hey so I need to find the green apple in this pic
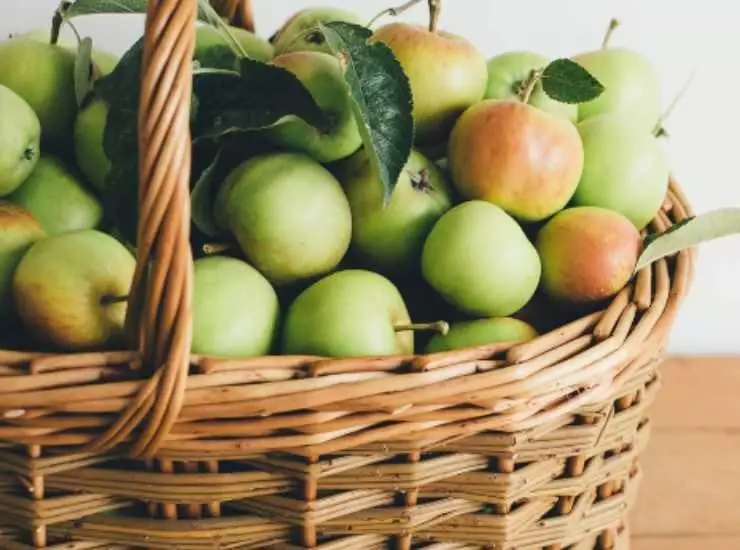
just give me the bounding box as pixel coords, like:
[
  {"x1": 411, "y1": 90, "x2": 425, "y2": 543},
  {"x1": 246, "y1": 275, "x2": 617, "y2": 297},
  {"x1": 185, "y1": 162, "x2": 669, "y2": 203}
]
[
  {"x1": 195, "y1": 25, "x2": 274, "y2": 63},
  {"x1": 216, "y1": 152, "x2": 352, "y2": 285},
  {"x1": 282, "y1": 269, "x2": 413, "y2": 357},
  {"x1": 0, "y1": 85, "x2": 41, "y2": 196},
  {"x1": 8, "y1": 156, "x2": 103, "y2": 236},
  {"x1": 0, "y1": 40, "x2": 77, "y2": 148},
  {"x1": 425, "y1": 317, "x2": 538, "y2": 353},
  {"x1": 372, "y1": 22, "x2": 488, "y2": 145},
  {"x1": 268, "y1": 51, "x2": 362, "y2": 163},
  {"x1": 422, "y1": 200, "x2": 541, "y2": 317},
  {"x1": 338, "y1": 148, "x2": 453, "y2": 275},
  {"x1": 0, "y1": 202, "x2": 46, "y2": 327},
  {"x1": 573, "y1": 48, "x2": 662, "y2": 132},
  {"x1": 12, "y1": 28, "x2": 119, "y2": 75},
  {"x1": 192, "y1": 256, "x2": 280, "y2": 358},
  {"x1": 485, "y1": 51, "x2": 578, "y2": 122},
  {"x1": 574, "y1": 114, "x2": 669, "y2": 229},
  {"x1": 74, "y1": 97, "x2": 110, "y2": 191},
  {"x1": 272, "y1": 7, "x2": 365, "y2": 55},
  {"x1": 13, "y1": 229, "x2": 136, "y2": 351}
]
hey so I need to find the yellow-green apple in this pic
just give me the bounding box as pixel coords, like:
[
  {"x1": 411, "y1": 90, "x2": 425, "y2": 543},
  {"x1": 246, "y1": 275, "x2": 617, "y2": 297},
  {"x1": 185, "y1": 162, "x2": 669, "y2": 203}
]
[
  {"x1": 448, "y1": 99, "x2": 584, "y2": 222},
  {"x1": 0, "y1": 85, "x2": 41, "y2": 196},
  {"x1": 216, "y1": 152, "x2": 352, "y2": 285},
  {"x1": 425, "y1": 317, "x2": 537, "y2": 353},
  {"x1": 422, "y1": 200, "x2": 541, "y2": 317},
  {"x1": 337, "y1": 148, "x2": 453, "y2": 275},
  {"x1": 195, "y1": 25, "x2": 274, "y2": 63},
  {"x1": 372, "y1": 22, "x2": 488, "y2": 145},
  {"x1": 0, "y1": 40, "x2": 77, "y2": 148},
  {"x1": 282, "y1": 269, "x2": 413, "y2": 357},
  {"x1": 573, "y1": 48, "x2": 662, "y2": 132},
  {"x1": 485, "y1": 51, "x2": 577, "y2": 121},
  {"x1": 272, "y1": 7, "x2": 364, "y2": 55},
  {"x1": 574, "y1": 114, "x2": 669, "y2": 229},
  {"x1": 74, "y1": 97, "x2": 110, "y2": 191},
  {"x1": 13, "y1": 229, "x2": 136, "y2": 351},
  {"x1": 13, "y1": 28, "x2": 119, "y2": 75},
  {"x1": 8, "y1": 156, "x2": 103, "y2": 236},
  {"x1": 0, "y1": 202, "x2": 45, "y2": 327},
  {"x1": 192, "y1": 256, "x2": 280, "y2": 358},
  {"x1": 268, "y1": 51, "x2": 362, "y2": 163},
  {"x1": 536, "y1": 206, "x2": 642, "y2": 306}
]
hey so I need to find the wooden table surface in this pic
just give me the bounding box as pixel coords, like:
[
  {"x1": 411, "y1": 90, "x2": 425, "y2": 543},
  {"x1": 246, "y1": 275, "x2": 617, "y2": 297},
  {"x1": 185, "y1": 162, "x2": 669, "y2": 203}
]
[{"x1": 630, "y1": 356, "x2": 740, "y2": 549}]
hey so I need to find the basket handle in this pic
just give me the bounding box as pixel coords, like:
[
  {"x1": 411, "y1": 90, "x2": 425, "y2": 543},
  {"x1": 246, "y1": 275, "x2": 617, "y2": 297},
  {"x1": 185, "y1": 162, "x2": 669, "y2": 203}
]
[{"x1": 212, "y1": 0, "x2": 256, "y2": 31}]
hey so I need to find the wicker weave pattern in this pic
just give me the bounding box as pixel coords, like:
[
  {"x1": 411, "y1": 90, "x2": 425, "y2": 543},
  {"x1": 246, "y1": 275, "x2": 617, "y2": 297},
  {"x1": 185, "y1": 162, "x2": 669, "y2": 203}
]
[{"x1": 0, "y1": 0, "x2": 695, "y2": 547}]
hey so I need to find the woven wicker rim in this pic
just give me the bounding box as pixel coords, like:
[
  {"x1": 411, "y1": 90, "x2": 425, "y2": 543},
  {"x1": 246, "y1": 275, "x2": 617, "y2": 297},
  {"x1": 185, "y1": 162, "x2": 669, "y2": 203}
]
[{"x1": 0, "y1": 0, "x2": 695, "y2": 464}]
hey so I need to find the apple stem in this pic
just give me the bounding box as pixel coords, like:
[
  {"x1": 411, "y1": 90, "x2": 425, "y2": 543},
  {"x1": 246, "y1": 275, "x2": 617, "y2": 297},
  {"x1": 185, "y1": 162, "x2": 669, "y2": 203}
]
[
  {"x1": 367, "y1": 0, "x2": 427, "y2": 28},
  {"x1": 23, "y1": 147, "x2": 36, "y2": 161},
  {"x1": 518, "y1": 69, "x2": 543, "y2": 104},
  {"x1": 101, "y1": 295, "x2": 129, "y2": 306},
  {"x1": 428, "y1": 0, "x2": 442, "y2": 33},
  {"x1": 50, "y1": 1, "x2": 72, "y2": 45},
  {"x1": 653, "y1": 69, "x2": 696, "y2": 138},
  {"x1": 394, "y1": 320, "x2": 450, "y2": 335},
  {"x1": 202, "y1": 242, "x2": 234, "y2": 255},
  {"x1": 602, "y1": 18, "x2": 621, "y2": 49}
]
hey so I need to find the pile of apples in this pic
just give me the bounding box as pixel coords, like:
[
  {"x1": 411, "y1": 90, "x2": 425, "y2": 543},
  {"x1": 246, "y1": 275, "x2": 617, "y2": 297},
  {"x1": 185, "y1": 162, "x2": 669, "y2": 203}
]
[{"x1": 0, "y1": 4, "x2": 670, "y2": 359}]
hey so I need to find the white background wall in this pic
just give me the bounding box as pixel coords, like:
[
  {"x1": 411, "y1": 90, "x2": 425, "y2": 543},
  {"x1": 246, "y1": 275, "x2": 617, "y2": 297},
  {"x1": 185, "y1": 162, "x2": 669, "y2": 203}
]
[{"x1": 2, "y1": 0, "x2": 739, "y2": 355}]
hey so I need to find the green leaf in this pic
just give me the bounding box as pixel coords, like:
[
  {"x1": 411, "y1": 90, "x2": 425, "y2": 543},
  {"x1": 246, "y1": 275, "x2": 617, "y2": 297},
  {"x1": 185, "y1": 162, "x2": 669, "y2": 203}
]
[
  {"x1": 318, "y1": 21, "x2": 414, "y2": 202},
  {"x1": 541, "y1": 58, "x2": 605, "y2": 104},
  {"x1": 193, "y1": 44, "x2": 240, "y2": 74},
  {"x1": 191, "y1": 146, "x2": 225, "y2": 237},
  {"x1": 95, "y1": 37, "x2": 143, "y2": 110},
  {"x1": 64, "y1": 0, "x2": 147, "y2": 18},
  {"x1": 192, "y1": 57, "x2": 327, "y2": 140},
  {"x1": 636, "y1": 208, "x2": 740, "y2": 271},
  {"x1": 74, "y1": 36, "x2": 95, "y2": 106}
]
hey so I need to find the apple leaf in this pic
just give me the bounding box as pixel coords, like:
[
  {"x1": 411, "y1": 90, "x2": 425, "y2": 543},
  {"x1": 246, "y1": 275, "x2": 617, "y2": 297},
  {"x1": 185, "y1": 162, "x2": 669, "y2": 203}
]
[
  {"x1": 192, "y1": 58, "x2": 327, "y2": 140},
  {"x1": 191, "y1": 146, "x2": 225, "y2": 237},
  {"x1": 635, "y1": 208, "x2": 740, "y2": 272},
  {"x1": 63, "y1": 0, "x2": 147, "y2": 18},
  {"x1": 318, "y1": 21, "x2": 414, "y2": 202},
  {"x1": 74, "y1": 36, "x2": 95, "y2": 106},
  {"x1": 541, "y1": 58, "x2": 605, "y2": 104}
]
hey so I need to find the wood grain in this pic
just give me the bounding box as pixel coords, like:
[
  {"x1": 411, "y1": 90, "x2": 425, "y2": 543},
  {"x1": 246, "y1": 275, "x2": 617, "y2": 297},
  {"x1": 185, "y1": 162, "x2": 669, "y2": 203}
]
[{"x1": 631, "y1": 356, "x2": 740, "y2": 548}]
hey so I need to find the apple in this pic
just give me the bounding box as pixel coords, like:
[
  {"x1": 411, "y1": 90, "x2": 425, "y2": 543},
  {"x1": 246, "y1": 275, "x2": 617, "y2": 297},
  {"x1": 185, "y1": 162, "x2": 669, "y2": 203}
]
[
  {"x1": 422, "y1": 200, "x2": 541, "y2": 317},
  {"x1": 12, "y1": 28, "x2": 119, "y2": 75},
  {"x1": 282, "y1": 269, "x2": 413, "y2": 357},
  {"x1": 192, "y1": 256, "x2": 280, "y2": 358},
  {"x1": 195, "y1": 25, "x2": 274, "y2": 63},
  {"x1": 0, "y1": 84, "x2": 41, "y2": 196},
  {"x1": 0, "y1": 202, "x2": 45, "y2": 327},
  {"x1": 74, "y1": 97, "x2": 110, "y2": 191},
  {"x1": 216, "y1": 152, "x2": 352, "y2": 286},
  {"x1": 267, "y1": 51, "x2": 362, "y2": 163},
  {"x1": 272, "y1": 7, "x2": 365, "y2": 55},
  {"x1": 447, "y1": 99, "x2": 584, "y2": 222},
  {"x1": 425, "y1": 317, "x2": 538, "y2": 353},
  {"x1": 372, "y1": 22, "x2": 488, "y2": 145},
  {"x1": 337, "y1": 148, "x2": 453, "y2": 275},
  {"x1": 13, "y1": 229, "x2": 136, "y2": 351},
  {"x1": 574, "y1": 114, "x2": 669, "y2": 229},
  {"x1": 536, "y1": 206, "x2": 642, "y2": 306},
  {"x1": 0, "y1": 40, "x2": 77, "y2": 148},
  {"x1": 8, "y1": 156, "x2": 103, "y2": 236},
  {"x1": 485, "y1": 50, "x2": 578, "y2": 121},
  {"x1": 573, "y1": 47, "x2": 662, "y2": 133}
]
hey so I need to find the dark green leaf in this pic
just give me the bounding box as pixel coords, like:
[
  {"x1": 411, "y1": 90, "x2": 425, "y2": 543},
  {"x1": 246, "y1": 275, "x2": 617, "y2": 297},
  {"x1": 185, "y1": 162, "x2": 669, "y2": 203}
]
[
  {"x1": 318, "y1": 21, "x2": 413, "y2": 202},
  {"x1": 95, "y1": 37, "x2": 143, "y2": 110},
  {"x1": 541, "y1": 58, "x2": 605, "y2": 104},
  {"x1": 194, "y1": 43, "x2": 240, "y2": 74},
  {"x1": 74, "y1": 37, "x2": 95, "y2": 106},
  {"x1": 636, "y1": 208, "x2": 740, "y2": 271},
  {"x1": 191, "y1": 147, "x2": 225, "y2": 237},
  {"x1": 192, "y1": 57, "x2": 327, "y2": 140},
  {"x1": 64, "y1": 0, "x2": 147, "y2": 18}
]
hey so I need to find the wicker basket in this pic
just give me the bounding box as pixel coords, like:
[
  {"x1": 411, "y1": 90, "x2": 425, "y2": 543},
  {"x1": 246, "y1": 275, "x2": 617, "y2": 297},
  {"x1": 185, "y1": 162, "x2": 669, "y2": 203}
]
[{"x1": 0, "y1": 1, "x2": 695, "y2": 549}]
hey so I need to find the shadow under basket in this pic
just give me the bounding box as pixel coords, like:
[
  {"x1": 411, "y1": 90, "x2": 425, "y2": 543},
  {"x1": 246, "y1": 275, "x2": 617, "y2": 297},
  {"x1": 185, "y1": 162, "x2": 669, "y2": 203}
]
[{"x1": 0, "y1": 1, "x2": 695, "y2": 549}]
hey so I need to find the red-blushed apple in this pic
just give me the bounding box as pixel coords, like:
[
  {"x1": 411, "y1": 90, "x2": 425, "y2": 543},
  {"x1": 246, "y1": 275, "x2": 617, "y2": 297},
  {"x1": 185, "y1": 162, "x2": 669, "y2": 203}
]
[
  {"x1": 536, "y1": 206, "x2": 642, "y2": 306},
  {"x1": 447, "y1": 99, "x2": 584, "y2": 222},
  {"x1": 372, "y1": 21, "x2": 488, "y2": 146}
]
